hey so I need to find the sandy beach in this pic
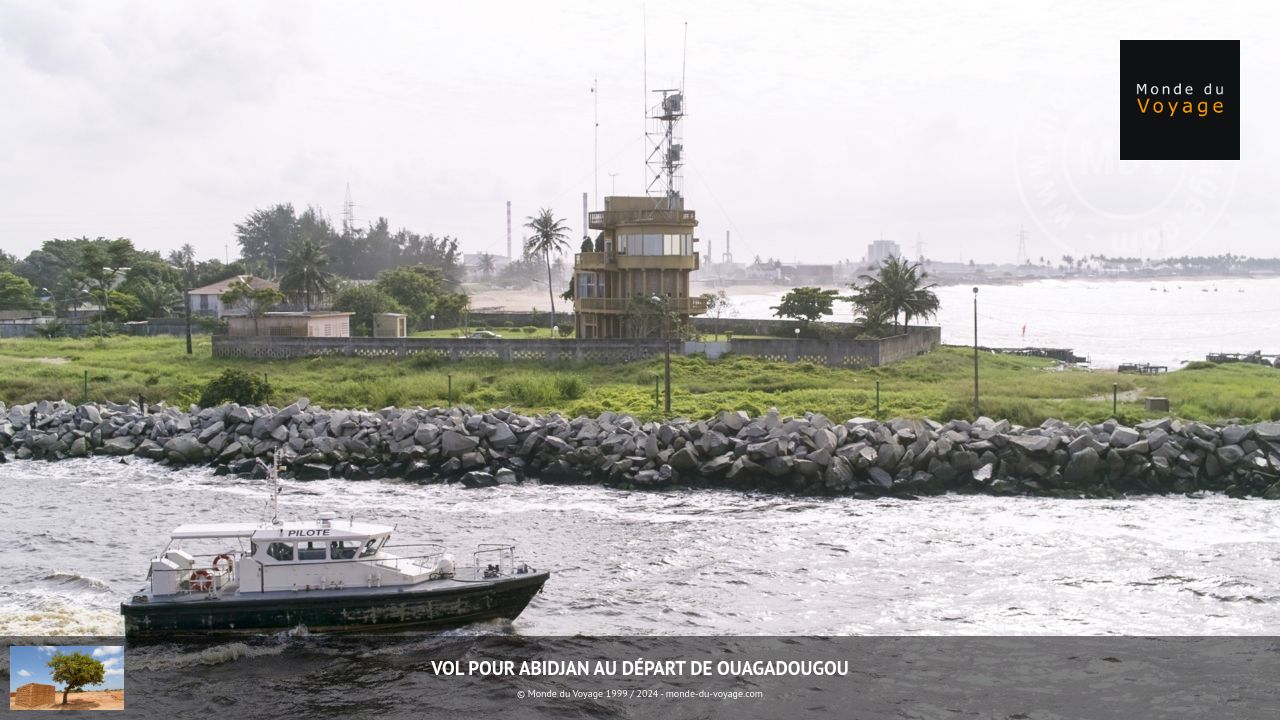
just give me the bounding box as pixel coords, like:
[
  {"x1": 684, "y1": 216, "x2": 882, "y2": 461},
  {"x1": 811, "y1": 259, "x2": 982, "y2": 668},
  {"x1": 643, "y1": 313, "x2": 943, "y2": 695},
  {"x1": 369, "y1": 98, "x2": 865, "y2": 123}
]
[{"x1": 10, "y1": 690, "x2": 125, "y2": 711}]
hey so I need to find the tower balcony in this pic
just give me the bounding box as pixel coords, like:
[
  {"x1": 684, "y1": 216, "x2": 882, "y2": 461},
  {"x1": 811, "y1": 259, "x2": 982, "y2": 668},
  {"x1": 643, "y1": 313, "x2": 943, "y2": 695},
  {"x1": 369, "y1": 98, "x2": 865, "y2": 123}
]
[
  {"x1": 574, "y1": 253, "x2": 700, "y2": 271},
  {"x1": 575, "y1": 296, "x2": 709, "y2": 315}
]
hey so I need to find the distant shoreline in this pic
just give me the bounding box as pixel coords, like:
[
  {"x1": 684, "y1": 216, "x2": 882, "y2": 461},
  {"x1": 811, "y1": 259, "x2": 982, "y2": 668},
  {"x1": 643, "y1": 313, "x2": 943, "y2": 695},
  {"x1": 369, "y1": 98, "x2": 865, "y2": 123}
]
[{"x1": 467, "y1": 273, "x2": 1280, "y2": 312}]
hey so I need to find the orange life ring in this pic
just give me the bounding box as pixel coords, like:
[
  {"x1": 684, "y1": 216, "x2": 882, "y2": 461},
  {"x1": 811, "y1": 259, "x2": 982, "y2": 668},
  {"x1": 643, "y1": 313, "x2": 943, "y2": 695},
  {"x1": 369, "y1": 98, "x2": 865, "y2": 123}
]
[
  {"x1": 213, "y1": 554, "x2": 234, "y2": 572},
  {"x1": 189, "y1": 569, "x2": 213, "y2": 593}
]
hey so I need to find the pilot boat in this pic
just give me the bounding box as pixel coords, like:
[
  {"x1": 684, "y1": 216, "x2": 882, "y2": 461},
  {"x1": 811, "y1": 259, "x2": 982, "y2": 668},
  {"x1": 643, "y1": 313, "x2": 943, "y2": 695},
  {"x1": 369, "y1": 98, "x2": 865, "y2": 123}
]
[{"x1": 121, "y1": 460, "x2": 548, "y2": 638}]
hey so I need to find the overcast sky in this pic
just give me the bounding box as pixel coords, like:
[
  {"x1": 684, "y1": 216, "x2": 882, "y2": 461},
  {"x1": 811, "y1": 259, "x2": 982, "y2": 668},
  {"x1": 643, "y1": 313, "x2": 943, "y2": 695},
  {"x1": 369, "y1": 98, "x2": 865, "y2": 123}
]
[{"x1": 2, "y1": 1, "x2": 1276, "y2": 265}]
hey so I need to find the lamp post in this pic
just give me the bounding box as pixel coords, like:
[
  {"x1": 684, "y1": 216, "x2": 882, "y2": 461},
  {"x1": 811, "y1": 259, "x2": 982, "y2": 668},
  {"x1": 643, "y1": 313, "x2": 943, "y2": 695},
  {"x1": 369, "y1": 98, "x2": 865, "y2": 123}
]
[
  {"x1": 972, "y1": 286, "x2": 980, "y2": 419},
  {"x1": 429, "y1": 314, "x2": 435, "y2": 332},
  {"x1": 652, "y1": 295, "x2": 671, "y2": 415},
  {"x1": 794, "y1": 326, "x2": 800, "y2": 361}
]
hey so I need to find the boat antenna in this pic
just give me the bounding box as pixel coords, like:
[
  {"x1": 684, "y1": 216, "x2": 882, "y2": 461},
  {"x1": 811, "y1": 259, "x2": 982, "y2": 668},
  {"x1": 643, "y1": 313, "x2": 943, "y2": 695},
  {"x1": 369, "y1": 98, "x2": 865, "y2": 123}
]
[{"x1": 270, "y1": 449, "x2": 283, "y2": 526}]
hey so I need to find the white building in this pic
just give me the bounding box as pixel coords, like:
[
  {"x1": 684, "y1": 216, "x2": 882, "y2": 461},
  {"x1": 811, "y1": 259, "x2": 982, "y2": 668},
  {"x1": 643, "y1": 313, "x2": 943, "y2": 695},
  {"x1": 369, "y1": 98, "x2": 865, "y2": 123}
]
[
  {"x1": 865, "y1": 239, "x2": 901, "y2": 268},
  {"x1": 188, "y1": 275, "x2": 277, "y2": 316}
]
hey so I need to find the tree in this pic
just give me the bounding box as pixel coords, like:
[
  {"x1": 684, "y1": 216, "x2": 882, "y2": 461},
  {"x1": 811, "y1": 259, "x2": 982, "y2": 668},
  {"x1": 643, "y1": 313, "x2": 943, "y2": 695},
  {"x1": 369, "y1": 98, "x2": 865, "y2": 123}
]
[
  {"x1": 131, "y1": 279, "x2": 182, "y2": 318},
  {"x1": 845, "y1": 256, "x2": 939, "y2": 332},
  {"x1": 167, "y1": 243, "x2": 196, "y2": 268},
  {"x1": 333, "y1": 283, "x2": 403, "y2": 336},
  {"x1": 700, "y1": 290, "x2": 733, "y2": 340},
  {"x1": 477, "y1": 252, "x2": 496, "y2": 278},
  {"x1": 0, "y1": 249, "x2": 15, "y2": 273},
  {"x1": 523, "y1": 208, "x2": 571, "y2": 332},
  {"x1": 771, "y1": 287, "x2": 838, "y2": 325},
  {"x1": 374, "y1": 265, "x2": 467, "y2": 329},
  {"x1": 104, "y1": 290, "x2": 142, "y2": 322},
  {"x1": 78, "y1": 238, "x2": 135, "y2": 337},
  {"x1": 221, "y1": 279, "x2": 284, "y2": 335},
  {"x1": 279, "y1": 236, "x2": 335, "y2": 310},
  {"x1": 48, "y1": 652, "x2": 104, "y2": 706},
  {"x1": 0, "y1": 271, "x2": 38, "y2": 310},
  {"x1": 235, "y1": 204, "x2": 297, "y2": 277}
]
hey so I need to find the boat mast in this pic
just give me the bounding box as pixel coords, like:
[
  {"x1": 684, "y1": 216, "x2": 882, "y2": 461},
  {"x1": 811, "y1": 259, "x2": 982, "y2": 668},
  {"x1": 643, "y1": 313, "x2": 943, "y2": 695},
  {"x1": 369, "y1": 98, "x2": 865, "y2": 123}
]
[{"x1": 270, "y1": 449, "x2": 283, "y2": 526}]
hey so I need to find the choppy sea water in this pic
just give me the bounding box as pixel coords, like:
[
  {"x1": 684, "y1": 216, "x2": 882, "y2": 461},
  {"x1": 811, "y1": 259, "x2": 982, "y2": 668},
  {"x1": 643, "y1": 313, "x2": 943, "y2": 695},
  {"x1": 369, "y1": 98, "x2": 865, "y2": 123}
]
[
  {"x1": 726, "y1": 276, "x2": 1280, "y2": 368},
  {"x1": 3, "y1": 458, "x2": 1280, "y2": 637}
]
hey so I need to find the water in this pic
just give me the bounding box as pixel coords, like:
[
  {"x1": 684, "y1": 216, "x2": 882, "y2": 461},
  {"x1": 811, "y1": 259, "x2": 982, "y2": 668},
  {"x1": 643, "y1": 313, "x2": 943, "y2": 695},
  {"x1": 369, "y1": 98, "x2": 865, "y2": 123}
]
[
  {"x1": 4, "y1": 458, "x2": 1280, "y2": 637},
  {"x1": 725, "y1": 276, "x2": 1280, "y2": 368}
]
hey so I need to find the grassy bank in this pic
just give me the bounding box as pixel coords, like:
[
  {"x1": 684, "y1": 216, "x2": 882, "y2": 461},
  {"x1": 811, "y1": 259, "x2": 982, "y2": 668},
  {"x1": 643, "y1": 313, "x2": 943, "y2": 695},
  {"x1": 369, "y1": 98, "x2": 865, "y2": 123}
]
[{"x1": 0, "y1": 336, "x2": 1277, "y2": 425}]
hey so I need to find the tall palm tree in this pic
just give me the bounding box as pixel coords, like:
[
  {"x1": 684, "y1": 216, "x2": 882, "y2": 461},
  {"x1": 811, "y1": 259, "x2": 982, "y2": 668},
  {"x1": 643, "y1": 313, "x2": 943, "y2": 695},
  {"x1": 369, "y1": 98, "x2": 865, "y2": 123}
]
[
  {"x1": 847, "y1": 256, "x2": 939, "y2": 331},
  {"x1": 279, "y1": 236, "x2": 335, "y2": 310},
  {"x1": 478, "y1": 252, "x2": 496, "y2": 278},
  {"x1": 523, "y1": 208, "x2": 571, "y2": 331}
]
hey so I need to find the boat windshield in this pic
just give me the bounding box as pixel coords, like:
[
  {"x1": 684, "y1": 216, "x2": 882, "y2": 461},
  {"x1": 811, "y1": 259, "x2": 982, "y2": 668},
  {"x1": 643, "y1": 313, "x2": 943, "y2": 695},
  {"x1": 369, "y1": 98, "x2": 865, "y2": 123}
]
[
  {"x1": 330, "y1": 540, "x2": 361, "y2": 560},
  {"x1": 359, "y1": 536, "x2": 386, "y2": 558}
]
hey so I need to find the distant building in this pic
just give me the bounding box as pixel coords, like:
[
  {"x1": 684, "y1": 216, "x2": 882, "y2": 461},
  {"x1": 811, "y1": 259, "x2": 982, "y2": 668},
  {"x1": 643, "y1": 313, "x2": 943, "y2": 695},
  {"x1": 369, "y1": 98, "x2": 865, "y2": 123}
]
[
  {"x1": 374, "y1": 312, "x2": 408, "y2": 338},
  {"x1": 188, "y1": 275, "x2": 277, "y2": 317},
  {"x1": 227, "y1": 311, "x2": 352, "y2": 337},
  {"x1": 865, "y1": 240, "x2": 901, "y2": 268},
  {"x1": 782, "y1": 264, "x2": 835, "y2": 285},
  {"x1": 571, "y1": 195, "x2": 707, "y2": 338},
  {"x1": 744, "y1": 259, "x2": 783, "y2": 282}
]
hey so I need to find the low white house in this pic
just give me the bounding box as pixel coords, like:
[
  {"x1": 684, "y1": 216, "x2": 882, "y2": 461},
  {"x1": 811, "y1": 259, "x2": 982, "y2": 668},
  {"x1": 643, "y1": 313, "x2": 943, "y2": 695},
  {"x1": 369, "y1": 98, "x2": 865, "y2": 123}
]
[{"x1": 189, "y1": 275, "x2": 277, "y2": 317}]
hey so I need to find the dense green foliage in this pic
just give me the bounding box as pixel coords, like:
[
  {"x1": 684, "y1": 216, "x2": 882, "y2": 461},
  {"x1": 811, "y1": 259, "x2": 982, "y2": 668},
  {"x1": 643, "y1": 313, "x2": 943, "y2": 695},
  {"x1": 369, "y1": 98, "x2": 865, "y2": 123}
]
[
  {"x1": 374, "y1": 266, "x2": 468, "y2": 330},
  {"x1": 199, "y1": 368, "x2": 273, "y2": 407},
  {"x1": 235, "y1": 204, "x2": 463, "y2": 283},
  {"x1": 771, "y1": 286, "x2": 839, "y2": 325},
  {"x1": 3, "y1": 337, "x2": 1278, "y2": 426},
  {"x1": 0, "y1": 271, "x2": 38, "y2": 309},
  {"x1": 332, "y1": 284, "x2": 403, "y2": 336}
]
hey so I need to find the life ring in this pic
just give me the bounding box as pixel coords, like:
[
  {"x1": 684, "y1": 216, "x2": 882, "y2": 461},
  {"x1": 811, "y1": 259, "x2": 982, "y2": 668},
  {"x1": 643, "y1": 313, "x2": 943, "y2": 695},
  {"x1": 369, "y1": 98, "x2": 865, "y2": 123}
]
[
  {"x1": 189, "y1": 569, "x2": 213, "y2": 593},
  {"x1": 213, "y1": 554, "x2": 234, "y2": 572}
]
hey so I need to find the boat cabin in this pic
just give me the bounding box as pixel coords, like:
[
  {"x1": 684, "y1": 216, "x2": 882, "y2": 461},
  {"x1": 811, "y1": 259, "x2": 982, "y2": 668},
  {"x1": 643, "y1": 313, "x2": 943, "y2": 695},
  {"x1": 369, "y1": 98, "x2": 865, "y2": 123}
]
[{"x1": 148, "y1": 511, "x2": 445, "y2": 597}]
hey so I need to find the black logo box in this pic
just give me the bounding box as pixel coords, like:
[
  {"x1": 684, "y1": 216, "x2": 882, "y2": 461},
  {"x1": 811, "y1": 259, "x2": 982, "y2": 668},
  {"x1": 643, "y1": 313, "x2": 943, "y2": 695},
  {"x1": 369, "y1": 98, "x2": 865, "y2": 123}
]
[{"x1": 1120, "y1": 39, "x2": 1239, "y2": 160}]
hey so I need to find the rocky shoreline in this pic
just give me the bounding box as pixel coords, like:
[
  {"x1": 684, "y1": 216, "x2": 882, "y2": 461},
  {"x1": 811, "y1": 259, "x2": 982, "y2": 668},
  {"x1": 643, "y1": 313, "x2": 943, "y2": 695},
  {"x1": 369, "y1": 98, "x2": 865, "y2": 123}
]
[{"x1": 2, "y1": 399, "x2": 1280, "y2": 499}]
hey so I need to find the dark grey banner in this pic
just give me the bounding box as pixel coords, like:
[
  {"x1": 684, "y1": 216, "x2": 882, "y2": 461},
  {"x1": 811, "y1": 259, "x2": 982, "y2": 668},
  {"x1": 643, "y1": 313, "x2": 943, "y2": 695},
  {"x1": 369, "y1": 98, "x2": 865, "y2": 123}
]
[{"x1": 5, "y1": 635, "x2": 1279, "y2": 719}]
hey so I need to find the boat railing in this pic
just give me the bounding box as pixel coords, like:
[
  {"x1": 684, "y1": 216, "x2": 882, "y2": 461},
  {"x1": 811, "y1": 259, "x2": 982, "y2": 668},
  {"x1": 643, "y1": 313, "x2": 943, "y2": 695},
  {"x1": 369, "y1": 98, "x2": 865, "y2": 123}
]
[{"x1": 473, "y1": 544, "x2": 518, "y2": 577}]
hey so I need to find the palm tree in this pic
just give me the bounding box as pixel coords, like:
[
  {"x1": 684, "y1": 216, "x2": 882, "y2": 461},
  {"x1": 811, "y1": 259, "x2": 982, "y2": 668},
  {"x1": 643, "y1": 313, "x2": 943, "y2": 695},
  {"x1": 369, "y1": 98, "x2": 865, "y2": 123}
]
[
  {"x1": 279, "y1": 236, "x2": 335, "y2": 310},
  {"x1": 478, "y1": 252, "x2": 496, "y2": 278},
  {"x1": 847, "y1": 256, "x2": 939, "y2": 332},
  {"x1": 132, "y1": 280, "x2": 182, "y2": 318},
  {"x1": 167, "y1": 244, "x2": 196, "y2": 268},
  {"x1": 523, "y1": 208, "x2": 571, "y2": 331}
]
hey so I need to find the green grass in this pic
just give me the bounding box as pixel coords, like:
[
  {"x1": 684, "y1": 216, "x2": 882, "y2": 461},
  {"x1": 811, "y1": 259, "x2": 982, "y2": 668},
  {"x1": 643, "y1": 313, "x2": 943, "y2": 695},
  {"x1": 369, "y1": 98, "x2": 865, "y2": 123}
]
[{"x1": 0, "y1": 336, "x2": 1277, "y2": 425}]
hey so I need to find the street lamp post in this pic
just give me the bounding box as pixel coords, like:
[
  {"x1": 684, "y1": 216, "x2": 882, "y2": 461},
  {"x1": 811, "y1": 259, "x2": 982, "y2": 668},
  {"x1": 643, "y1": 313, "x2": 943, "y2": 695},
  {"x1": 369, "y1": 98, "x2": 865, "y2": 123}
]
[
  {"x1": 430, "y1": 314, "x2": 435, "y2": 332},
  {"x1": 794, "y1": 326, "x2": 800, "y2": 361},
  {"x1": 652, "y1": 295, "x2": 671, "y2": 415},
  {"x1": 972, "y1": 286, "x2": 980, "y2": 419}
]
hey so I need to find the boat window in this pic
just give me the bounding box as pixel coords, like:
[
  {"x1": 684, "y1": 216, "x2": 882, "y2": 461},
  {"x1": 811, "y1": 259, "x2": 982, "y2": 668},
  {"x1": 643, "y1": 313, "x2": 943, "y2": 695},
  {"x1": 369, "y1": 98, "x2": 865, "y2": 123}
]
[
  {"x1": 359, "y1": 537, "x2": 383, "y2": 558},
  {"x1": 298, "y1": 541, "x2": 326, "y2": 562},
  {"x1": 330, "y1": 540, "x2": 361, "y2": 560},
  {"x1": 266, "y1": 542, "x2": 294, "y2": 562}
]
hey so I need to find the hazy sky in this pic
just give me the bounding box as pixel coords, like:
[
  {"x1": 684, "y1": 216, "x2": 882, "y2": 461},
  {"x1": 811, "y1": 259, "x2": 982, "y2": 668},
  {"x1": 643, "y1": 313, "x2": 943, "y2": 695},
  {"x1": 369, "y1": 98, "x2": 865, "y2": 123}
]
[{"x1": 2, "y1": 1, "x2": 1276, "y2": 265}]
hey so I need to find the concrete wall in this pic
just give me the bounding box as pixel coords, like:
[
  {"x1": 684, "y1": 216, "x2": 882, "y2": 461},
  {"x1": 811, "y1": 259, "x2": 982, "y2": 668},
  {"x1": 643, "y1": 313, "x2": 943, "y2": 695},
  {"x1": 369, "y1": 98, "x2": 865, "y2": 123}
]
[{"x1": 213, "y1": 327, "x2": 941, "y2": 368}]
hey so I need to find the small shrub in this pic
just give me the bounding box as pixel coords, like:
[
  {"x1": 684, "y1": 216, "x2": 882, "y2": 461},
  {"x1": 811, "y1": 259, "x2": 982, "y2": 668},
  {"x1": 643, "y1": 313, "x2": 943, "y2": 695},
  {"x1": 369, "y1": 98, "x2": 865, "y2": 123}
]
[
  {"x1": 522, "y1": 326, "x2": 538, "y2": 335},
  {"x1": 199, "y1": 368, "x2": 272, "y2": 407},
  {"x1": 31, "y1": 320, "x2": 66, "y2": 339},
  {"x1": 85, "y1": 320, "x2": 119, "y2": 337},
  {"x1": 195, "y1": 316, "x2": 228, "y2": 334},
  {"x1": 555, "y1": 375, "x2": 587, "y2": 400},
  {"x1": 1183, "y1": 361, "x2": 1216, "y2": 370}
]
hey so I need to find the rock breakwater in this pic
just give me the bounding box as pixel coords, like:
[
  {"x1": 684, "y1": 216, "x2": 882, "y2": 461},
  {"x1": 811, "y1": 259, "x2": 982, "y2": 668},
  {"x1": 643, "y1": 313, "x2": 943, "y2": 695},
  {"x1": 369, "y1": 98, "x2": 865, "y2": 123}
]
[{"x1": 3, "y1": 399, "x2": 1280, "y2": 499}]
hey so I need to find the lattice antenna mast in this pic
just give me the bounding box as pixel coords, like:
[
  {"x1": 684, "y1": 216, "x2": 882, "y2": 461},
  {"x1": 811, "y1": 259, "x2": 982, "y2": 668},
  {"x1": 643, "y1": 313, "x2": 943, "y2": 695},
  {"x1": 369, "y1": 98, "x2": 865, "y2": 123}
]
[
  {"x1": 1016, "y1": 225, "x2": 1029, "y2": 266},
  {"x1": 342, "y1": 183, "x2": 357, "y2": 234},
  {"x1": 645, "y1": 88, "x2": 684, "y2": 201}
]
